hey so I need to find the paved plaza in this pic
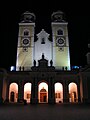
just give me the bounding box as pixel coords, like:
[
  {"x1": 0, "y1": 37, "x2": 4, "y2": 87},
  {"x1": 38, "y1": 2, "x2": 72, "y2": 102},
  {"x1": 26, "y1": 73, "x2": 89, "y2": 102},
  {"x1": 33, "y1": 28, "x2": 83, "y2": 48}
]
[{"x1": 0, "y1": 103, "x2": 90, "y2": 120}]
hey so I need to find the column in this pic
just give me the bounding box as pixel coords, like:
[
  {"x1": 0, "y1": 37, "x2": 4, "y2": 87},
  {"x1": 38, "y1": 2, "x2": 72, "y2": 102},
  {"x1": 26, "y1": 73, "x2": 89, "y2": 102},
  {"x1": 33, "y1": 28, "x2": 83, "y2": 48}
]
[
  {"x1": 31, "y1": 78, "x2": 38, "y2": 104},
  {"x1": 77, "y1": 82, "x2": 81, "y2": 102},
  {"x1": 63, "y1": 80, "x2": 69, "y2": 102},
  {"x1": 82, "y1": 78, "x2": 88, "y2": 103},
  {"x1": 18, "y1": 80, "x2": 24, "y2": 103},
  {"x1": 48, "y1": 78, "x2": 55, "y2": 104},
  {"x1": 0, "y1": 79, "x2": 3, "y2": 103},
  {"x1": 5, "y1": 83, "x2": 9, "y2": 102}
]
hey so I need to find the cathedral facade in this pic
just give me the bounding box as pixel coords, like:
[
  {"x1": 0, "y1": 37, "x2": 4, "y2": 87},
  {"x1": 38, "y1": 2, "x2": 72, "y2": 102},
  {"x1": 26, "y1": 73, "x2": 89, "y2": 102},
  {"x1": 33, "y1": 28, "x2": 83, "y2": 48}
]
[
  {"x1": 0, "y1": 11, "x2": 90, "y2": 104},
  {"x1": 16, "y1": 11, "x2": 70, "y2": 71}
]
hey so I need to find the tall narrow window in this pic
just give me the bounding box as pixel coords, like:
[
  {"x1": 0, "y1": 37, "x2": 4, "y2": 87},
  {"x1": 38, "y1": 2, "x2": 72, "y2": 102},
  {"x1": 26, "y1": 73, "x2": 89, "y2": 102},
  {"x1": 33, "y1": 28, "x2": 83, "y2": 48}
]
[
  {"x1": 57, "y1": 29, "x2": 63, "y2": 35},
  {"x1": 41, "y1": 38, "x2": 45, "y2": 44},
  {"x1": 24, "y1": 30, "x2": 29, "y2": 36}
]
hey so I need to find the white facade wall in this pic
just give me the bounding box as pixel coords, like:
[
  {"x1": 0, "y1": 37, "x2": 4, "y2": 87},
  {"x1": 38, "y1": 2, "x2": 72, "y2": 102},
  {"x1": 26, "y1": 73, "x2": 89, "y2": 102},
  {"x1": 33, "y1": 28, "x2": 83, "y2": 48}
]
[{"x1": 34, "y1": 29, "x2": 52, "y2": 66}]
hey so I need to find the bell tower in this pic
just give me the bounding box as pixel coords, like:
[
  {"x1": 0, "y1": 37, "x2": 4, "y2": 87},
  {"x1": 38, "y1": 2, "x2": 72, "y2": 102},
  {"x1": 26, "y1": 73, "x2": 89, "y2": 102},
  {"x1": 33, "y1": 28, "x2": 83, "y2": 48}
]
[
  {"x1": 51, "y1": 11, "x2": 71, "y2": 70},
  {"x1": 16, "y1": 11, "x2": 36, "y2": 71}
]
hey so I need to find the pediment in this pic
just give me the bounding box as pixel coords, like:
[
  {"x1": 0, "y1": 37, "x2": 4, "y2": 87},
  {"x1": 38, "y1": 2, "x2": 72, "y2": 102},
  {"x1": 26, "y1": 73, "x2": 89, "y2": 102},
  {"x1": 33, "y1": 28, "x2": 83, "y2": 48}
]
[{"x1": 37, "y1": 29, "x2": 50, "y2": 39}]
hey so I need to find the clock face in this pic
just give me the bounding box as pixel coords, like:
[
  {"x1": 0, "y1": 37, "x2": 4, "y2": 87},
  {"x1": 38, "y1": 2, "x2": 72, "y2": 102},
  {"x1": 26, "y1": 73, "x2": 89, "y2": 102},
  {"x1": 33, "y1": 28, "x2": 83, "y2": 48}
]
[
  {"x1": 56, "y1": 37, "x2": 65, "y2": 46},
  {"x1": 22, "y1": 38, "x2": 30, "y2": 46}
]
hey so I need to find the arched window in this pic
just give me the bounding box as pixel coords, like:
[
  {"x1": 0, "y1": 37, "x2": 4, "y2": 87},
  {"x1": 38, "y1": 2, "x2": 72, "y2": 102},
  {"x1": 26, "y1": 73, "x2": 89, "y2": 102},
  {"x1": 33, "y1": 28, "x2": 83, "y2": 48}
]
[
  {"x1": 69, "y1": 82, "x2": 78, "y2": 103},
  {"x1": 55, "y1": 82, "x2": 63, "y2": 103},
  {"x1": 24, "y1": 30, "x2": 29, "y2": 36},
  {"x1": 57, "y1": 29, "x2": 63, "y2": 35},
  {"x1": 24, "y1": 82, "x2": 31, "y2": 103},
  {"x1": 9, "y1": 83, "x2": 18, "y2": 102},
  {"x1": 41, "y1": 38, "x2": 45, "y2": 44}
]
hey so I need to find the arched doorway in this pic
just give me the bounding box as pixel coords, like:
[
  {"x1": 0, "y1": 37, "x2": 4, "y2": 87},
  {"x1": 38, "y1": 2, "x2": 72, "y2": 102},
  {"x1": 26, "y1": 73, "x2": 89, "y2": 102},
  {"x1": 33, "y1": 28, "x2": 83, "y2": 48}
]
[
  {"x1": 38, "y1": 82, "x2": 48, "y2": 103},
  {"x1": 9, "y1": 83, "x2": 18, "y2": 102},
  {"x1": 55, "y1": 82, "x2": 63, "y2": 103},
  {"x1": 69, "y1": 82, "x2": 78, "y2": 103},
  {"x1": 24, "y1": 83, "x2": 31, "y2": 103}
]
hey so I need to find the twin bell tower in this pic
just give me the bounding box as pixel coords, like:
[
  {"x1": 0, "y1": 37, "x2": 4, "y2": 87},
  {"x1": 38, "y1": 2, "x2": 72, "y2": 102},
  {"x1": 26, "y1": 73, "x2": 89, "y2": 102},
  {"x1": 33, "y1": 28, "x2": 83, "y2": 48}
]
[{"x1": 16, "y1": 11, "x2": 70, "y2": 71}]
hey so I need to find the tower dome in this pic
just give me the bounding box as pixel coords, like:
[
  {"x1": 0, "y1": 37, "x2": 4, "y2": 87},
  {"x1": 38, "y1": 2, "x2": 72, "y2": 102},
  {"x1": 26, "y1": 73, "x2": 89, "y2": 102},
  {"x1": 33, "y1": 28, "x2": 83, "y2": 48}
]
[
  {"x1": 21, "y1": 11, "x2": 36, "y2": 23},
  {"x1": 51, "y1": 10, "x2": 65, "y2": 22}
]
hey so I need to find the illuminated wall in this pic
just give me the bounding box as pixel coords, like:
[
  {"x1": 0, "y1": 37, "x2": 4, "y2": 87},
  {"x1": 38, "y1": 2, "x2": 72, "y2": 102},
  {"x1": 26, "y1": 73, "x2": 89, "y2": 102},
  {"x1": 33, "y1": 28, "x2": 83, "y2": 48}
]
[
  {"x1": 16, "y1": 11, "x2": 71, "y2": 70},
  {"x1": 34, "y1": 29, "x2": 52, "y2": 66},
  {"x1": 51, "y1": 22, "x2": 70, "y2": 70},
  {"x1": 16, "y1": 23, "x2": 35, "y2": 70}
]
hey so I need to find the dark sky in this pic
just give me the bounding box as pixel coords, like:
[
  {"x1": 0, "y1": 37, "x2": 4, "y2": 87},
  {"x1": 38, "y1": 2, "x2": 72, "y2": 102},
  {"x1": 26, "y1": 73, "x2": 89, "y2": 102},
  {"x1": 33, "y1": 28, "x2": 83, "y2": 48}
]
[{"x1": 0, "y1": 1, "x2": 90, "y2": 70}]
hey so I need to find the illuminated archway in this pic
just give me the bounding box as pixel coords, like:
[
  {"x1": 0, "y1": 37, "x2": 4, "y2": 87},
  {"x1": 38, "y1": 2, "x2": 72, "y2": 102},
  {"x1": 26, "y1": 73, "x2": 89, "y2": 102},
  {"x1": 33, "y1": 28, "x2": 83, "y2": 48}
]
[
  {"x1": 55, "y1": 82, "x2": 63, "y2": 103},
  {"x1": 69, "y1": 82, "x2": 78, "y2": 102},
  {"x1": 38, "y1": 82, "x2": 48, "y2": 103},
  {"x1": 24, "y1": 83, "x2": 31, "y2": 103},
  {"x1": 9, "y1": 83, "x2": 18, "y2": 102}
]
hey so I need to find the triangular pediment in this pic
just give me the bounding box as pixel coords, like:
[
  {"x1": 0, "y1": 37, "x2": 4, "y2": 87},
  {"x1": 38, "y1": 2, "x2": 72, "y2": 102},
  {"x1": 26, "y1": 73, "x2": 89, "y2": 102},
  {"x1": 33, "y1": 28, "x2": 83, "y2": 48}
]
[{"x1": 37, "y1": 29, "x2": 50, "y2": 39}]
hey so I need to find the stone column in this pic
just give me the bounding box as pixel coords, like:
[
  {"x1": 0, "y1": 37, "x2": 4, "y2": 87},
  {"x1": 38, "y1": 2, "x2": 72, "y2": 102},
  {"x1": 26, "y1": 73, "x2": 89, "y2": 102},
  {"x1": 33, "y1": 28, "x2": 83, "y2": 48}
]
[
  {"x1": 48, "y1": 78, "x2": 55, "y2": 104},
  {"x1": 0, "y1": 69, "x2": 7, "y2": 103},
  {"x1": 63, "y1": 80, "x2": 69, "y2": 103},
  {"x1": 31, "y1": 78, "x2": 38, "y2": 104},
  {"x1": 5, "y1": 82, "x2": 9, "y2": 102},
  {"x1": 82, "y1": 75, "x2": 88, "y2": 103},
  {"x1": 0, "y1": 78, "x2": 3, "y2": 103},
  {"x1": 18, "y1": 80, "x2": 24, "y2": 103},
  {"x1": 77, "y1": 81, "x2": 81, "y2": 102}
]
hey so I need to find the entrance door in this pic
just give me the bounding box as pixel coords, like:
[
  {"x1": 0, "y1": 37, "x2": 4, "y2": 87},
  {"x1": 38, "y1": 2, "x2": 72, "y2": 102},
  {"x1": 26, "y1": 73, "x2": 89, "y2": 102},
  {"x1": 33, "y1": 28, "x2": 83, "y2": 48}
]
[
  {"x1": 40, "y1": 92, "x2": 47, "y2": 102},
  {"x1": 39, "y1": 82, "x2": 48, "y2": 103},
  {"x1": 10, "y1": 92, "x2": 15, "y2": 102}
]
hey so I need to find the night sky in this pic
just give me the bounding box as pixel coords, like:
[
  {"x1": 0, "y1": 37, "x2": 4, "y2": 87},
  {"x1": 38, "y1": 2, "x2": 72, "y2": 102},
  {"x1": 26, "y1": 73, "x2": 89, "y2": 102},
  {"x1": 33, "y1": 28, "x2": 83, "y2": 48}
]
[{"x1": 0, "y1": 1, "x2": 90, "y2": 70}]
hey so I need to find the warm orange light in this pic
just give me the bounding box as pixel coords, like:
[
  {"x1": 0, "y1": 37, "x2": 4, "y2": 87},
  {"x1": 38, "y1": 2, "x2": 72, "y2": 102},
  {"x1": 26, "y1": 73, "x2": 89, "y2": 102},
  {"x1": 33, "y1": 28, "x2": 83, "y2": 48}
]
[
  {"x1": 55, "y1": 83, "x2": 63, "y2": 92},
  {"x1": 69, "y1": 82, "x2": 77, "y2": 92},
  {"x1": 39, "y1": 82, "x2": 48, "y2": 91},
  {"x1": 24, "y1": 83, "x2": 31, "y2": 92},
  {"x1": 9, "y1": 83, "x2": 18, "y2": 102},
  {"x1": 9, "y1": 83, "x2": 18, "y2": 92}
]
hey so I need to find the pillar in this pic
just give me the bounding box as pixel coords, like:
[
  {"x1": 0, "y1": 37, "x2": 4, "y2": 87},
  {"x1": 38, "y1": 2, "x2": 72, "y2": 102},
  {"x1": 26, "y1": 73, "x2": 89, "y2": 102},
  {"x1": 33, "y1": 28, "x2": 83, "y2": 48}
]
[
  {"x1": 63, "y1": 80, "x2": 69, "y2": 102},
  {"x1": 77, "y1": 81, "x2": 81, "y2": 102},
  {"x1": 18, "y1": 80, "x2": 24, "y2": 103},
  {"x1": 5, "y1": 82, "x2": 9, "y2": 102},
  {"x1": 82, "y1": 76, "x2": 88, "y2": 103},
  {"x1": 0, "y1": 79, "x2": 3, "y2": 103},
  {"x1": 48, "y1": 78, "x2": 55, "y2": 104},
  {"x1": 31, "y1": 78, "x2": 38, "y2": 104}
]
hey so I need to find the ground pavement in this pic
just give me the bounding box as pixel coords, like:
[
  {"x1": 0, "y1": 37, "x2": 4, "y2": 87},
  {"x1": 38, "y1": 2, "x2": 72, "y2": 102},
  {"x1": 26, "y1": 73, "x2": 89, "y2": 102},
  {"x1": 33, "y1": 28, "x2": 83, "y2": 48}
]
[{"x1": 0, "y1": 103, "x2": 90, "y2": 120}]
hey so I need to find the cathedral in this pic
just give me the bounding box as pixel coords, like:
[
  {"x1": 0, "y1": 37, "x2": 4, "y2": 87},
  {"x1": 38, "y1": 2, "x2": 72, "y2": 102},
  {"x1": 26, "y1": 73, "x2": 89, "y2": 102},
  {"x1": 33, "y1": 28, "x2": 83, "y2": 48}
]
[{"x1": 0, "y1": 11, "x2": 90, "y2": 104}]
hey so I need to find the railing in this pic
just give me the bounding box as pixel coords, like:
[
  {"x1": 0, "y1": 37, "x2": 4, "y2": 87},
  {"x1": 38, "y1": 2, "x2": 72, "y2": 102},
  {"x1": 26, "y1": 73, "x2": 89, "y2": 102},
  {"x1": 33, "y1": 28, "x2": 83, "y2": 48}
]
[
  {"x1": 11, "y1": 66, "x2": 71, "y2": 71},
  {"x1": 16, "y1": 66, "x2": 32, "y2": 71}
]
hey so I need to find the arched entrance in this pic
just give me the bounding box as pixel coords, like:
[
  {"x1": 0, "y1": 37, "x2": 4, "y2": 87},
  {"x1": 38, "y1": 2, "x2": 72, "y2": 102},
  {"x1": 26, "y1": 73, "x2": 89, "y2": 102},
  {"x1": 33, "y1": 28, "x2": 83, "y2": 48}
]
[
  {"x1": 69, "y1": 82, "x2": 78, "y2": 103},
  {"x1": 9, "y1": 83, "x2": 18, "y2": 102},
  {"x1": 24, "y1": 83, "x2": 31, "y2": 103},
  {"x1": 38, "y1": 82, "x2": 48, "y2": 103},
  {"x1": 55, "y1": 82, "x2": 63, "y2": 103}
]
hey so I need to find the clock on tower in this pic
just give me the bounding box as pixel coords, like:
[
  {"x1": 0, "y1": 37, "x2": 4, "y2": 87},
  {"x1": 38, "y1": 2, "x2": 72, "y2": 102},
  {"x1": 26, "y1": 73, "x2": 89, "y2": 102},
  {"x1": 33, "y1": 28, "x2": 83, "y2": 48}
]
[
  {"x1": 56, "y1": 37, "x2": 65, "y2": 47},
  {"x1": 51, "y1": 11, "x2": 71, "y2": 70},
  {"x1": 16, "y1": 11, "x2": 36, "y2": 71}
]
